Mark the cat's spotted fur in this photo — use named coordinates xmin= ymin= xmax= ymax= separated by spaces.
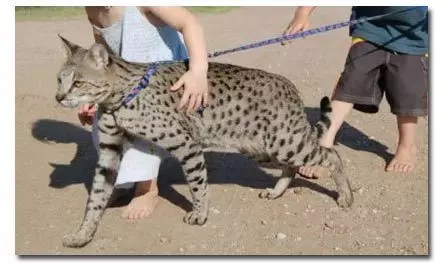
xmin=55 ymin=36 xmax=353 ymax=248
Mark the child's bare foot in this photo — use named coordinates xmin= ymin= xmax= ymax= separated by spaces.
xmin=298 ymin=127 xmax=336 ymax=178
xmin=386 ymin=116 xmax=418 ymax=173
xmin=386 ymin=145 xmax=417 ymax=173
xmin=121 ymin=191 xmax=159 ymax=220
xmin=121 ymin=180 xmax=159 ymax=220
xmin=298 ymin=165 xmax=325 ymax=179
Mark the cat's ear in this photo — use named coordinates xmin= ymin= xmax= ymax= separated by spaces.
xmin=87 ymin=43 xmax=110 ymax=70
xmin=58 ymin=34 xmax=82 ymax=57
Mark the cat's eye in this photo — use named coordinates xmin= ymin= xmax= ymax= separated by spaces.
xmin=73 ymin=81 xmax=84 ymax=87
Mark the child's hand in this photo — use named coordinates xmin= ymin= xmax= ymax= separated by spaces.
xmin=282 ymin=7 xmax=314 ymax=45
xmin=77 ymin=103 xmax=96 ymax=126
xmin=170 ymin=69 xmax=209 ymax=114
xmin=284 ymin=14 xmax=310 ymax=35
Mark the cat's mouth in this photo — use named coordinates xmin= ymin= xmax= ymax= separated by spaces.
xmin=58 ymin=98 xmax=80 ymax=108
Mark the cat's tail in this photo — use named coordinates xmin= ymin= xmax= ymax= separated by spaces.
xmin=314 ymin=96 xmax=332 ymax=139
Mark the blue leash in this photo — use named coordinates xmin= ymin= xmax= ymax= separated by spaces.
xmin=122 ymin=6 xmax=422 ymax=109
xmin=122 ymin=64 xmax=158 ymax=107
xmin=207 ymin=6 xmax=421 ymax=58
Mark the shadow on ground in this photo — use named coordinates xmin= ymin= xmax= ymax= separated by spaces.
xmin=305 ymin=107 xmax=394 ymax=165
xmin=31 ymin=107 xmax=393 ymax=212
xmin=31 ymin=119 xmax=97 ymax=192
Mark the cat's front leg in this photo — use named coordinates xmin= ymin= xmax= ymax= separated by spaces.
xmin=63 ymin=112 xmax=123 ymax=248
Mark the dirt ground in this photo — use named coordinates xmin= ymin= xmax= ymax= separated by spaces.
xmin=15 ymin=7 xmax=428 ymax=255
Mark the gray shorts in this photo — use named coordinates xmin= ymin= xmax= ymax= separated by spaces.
xmin=333 ymin=41 xmax=429 ymax=116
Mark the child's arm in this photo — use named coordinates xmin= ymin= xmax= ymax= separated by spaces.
xmin=141 ymin=7 xmax=209 ymax=114
xmin=283 ymin=6 xmax=317 ymax=42
xmin=84 ymin=7 xmax=115 ymax=52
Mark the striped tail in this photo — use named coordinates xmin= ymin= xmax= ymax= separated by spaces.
xmin=314 ymin=96 xmax=332 ymax=139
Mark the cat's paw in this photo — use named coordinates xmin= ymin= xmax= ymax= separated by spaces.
xmin=183 ymin=210 xmax=208 ymax=225
xmin=258 ymin=188 xmax=281 ymax=199
xmin=62 ymin=232 xmax=92 ymax=248
xmin=337 ymin=191 xmax=354 ymax=208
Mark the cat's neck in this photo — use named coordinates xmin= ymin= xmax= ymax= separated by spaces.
xmin=112 ymin=55 xmax=149 ymax=79
xmin=100 ymin=56 xmax=153 ymax=110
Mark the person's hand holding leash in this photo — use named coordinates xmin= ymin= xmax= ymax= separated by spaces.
xmin=282 ymin=7 xmax=316 ymax=45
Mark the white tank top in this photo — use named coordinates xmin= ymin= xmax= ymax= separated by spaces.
xmin=92 ymin=6 xmax=189 ymax=63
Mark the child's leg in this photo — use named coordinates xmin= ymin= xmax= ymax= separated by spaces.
xmin=299 ymin=100 xmax=353 ymax=177
xmin=117 ymin=147 xmax=161 ymax=219
xmin=299 ymin=40 xmax=386 ymax=178
xmin=386 ymin=116 xmax=418 ymax=172
xmin=384 ymin=53 xmax=428 ymax=173
xmin=320 ymin=100 xmax=354 ymax=148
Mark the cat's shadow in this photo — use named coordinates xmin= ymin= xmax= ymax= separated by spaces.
xmin=31 ymin=119 xmax=97 ymax=192
xmin=31 ymin=107 xmax=393 ymax=212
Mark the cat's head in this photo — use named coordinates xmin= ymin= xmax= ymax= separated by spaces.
xmin=55 ymin=35 xmax=116 ymax=108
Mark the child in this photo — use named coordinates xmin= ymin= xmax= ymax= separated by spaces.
xmin=79 ymin=6 xmax=209 ymax=219
xmin=283 ymin=6 xmax=428 ymax=175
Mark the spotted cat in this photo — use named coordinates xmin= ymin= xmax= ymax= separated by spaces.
xmin=55 ymin=36 xmax=353 ymax=248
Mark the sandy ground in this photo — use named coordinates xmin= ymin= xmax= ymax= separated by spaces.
xmin=15 ymin=7 xmax=428 ymax=255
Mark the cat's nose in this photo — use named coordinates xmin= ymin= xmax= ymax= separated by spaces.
xmin=55 ymin=93 xmax=66 ymax=102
